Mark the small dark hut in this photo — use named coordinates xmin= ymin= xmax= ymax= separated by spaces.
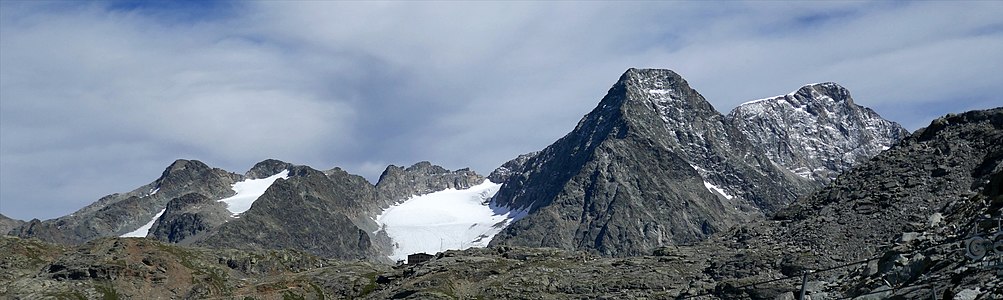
xmin=407 ymin=252 xmax=434 ymax=265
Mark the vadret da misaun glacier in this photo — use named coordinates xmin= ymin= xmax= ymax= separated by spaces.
xmin=1 ymin=68 xmax=1000 ymax=300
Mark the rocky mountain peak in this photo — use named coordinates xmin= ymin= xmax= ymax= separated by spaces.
xmin=488 ymin=68 xmax=813 ymax=256
xmin=245 ymin=159 xmax=294 ymax=179
xmin=159 ymin=159 xmax=211 ymax=182
xmin=727 ymin=82 xmax=909 ymax=183
xmin=623 ymin=68 xmax=721 ymax=124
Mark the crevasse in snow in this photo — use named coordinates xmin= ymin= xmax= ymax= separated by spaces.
xmin=375 ymin=180 xmax=528 ymax=261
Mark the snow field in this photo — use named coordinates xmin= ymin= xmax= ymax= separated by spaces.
xmin=219 ymin=170 xmax=290 ymax=216
xmin=376 ymin=180 xmax=528 ymax=261
xmin=120 ymin=208 xmax=166 ymax=237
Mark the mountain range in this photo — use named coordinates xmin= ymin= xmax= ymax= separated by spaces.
xmin=2 ymin=68 xmax=998 ymax=300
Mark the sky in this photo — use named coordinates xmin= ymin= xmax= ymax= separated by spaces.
xmin=1 ymin=1 xmax=1001 ymax=221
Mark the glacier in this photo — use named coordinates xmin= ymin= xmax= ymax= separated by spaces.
xmin=376 ymin=180 xmax=528 ymax=261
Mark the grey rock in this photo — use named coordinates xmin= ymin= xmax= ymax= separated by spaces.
xmin=0 ymin=213 xmax=24 ymax=236
xmin=711 ymin=107 xmax=1003 ymax=299
xmin=9 ymin=159 xmax=241 ymax=245
xmin=374 ymin=161 xmax=485 ymax=209
xmin=148 ymin=193 xmax=231 ymax=244
xmin=244 ymin=158 xmax=295 ymax=179
xmin=487 ymin=151 xmax=538 ymax=183
xmin=196 ymin=165 xmax=392 ymax=262
xmin=728 ymin=83 xmax=909 ymax=184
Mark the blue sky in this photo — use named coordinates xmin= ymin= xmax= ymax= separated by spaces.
xmin=1 ymin=1 xmax=1001 ymax=220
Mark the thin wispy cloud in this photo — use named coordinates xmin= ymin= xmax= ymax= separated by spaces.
xmin=1 ymin=1 xmax=1000 ymax=220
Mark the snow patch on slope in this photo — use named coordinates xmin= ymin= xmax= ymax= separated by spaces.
xmin=219 ymin=170 xmax=289 ymax=216
xmin=376 ymin=180 xmax=527 ymax=261
xmin=120 ymin=209 xmax=166 ymax=237
xmin=703 ymin=181 xmax=734 ymax=200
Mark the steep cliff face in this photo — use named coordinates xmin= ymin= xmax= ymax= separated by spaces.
xmin=728 ymin=83 xmax=909 ymax=183
xmin=488 ymin=69 xmax=812 ymax=256
xmin=9 ymin=159 xmax=241 ymax=244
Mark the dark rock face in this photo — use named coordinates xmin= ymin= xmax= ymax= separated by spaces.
xmin=489 ymin=69 xmax=812 ymax=256
xmin=148 ymin=193 xmax=231 ymax=244
xmin=727 ymin=83 xmax=909 ymax=183
xmin=374 ymin=161 xmax=485 ymax=209
xmin=9 ymin=159 xmax=241 ymax=244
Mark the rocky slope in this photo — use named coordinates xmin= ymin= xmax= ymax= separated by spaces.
xmin=0 ymin=236 xmax=390 ymax=300
xmin=194 ymin=164 xmax=393 ymax=262
xmin=8 ymin=159 xmax=242 ymax=244
xmin=696 ymin=107 xmax=1003 ymax=299
xmin=488 ymin=68 xmax=814 ymax=257
xmin=0 ymin=213 xmax=23 ymax=236
xmin=728 ymin=82 xmax=909 ymax=183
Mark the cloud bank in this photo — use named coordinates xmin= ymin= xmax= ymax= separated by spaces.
xmin=2 ymin=1 xmax=1001 ymax=220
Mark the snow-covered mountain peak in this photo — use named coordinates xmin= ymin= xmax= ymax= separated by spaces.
xmin=728 ymin=83 xmax=909 ymax=183
xmin=739 ymin=82 xmax=852 ymax=114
